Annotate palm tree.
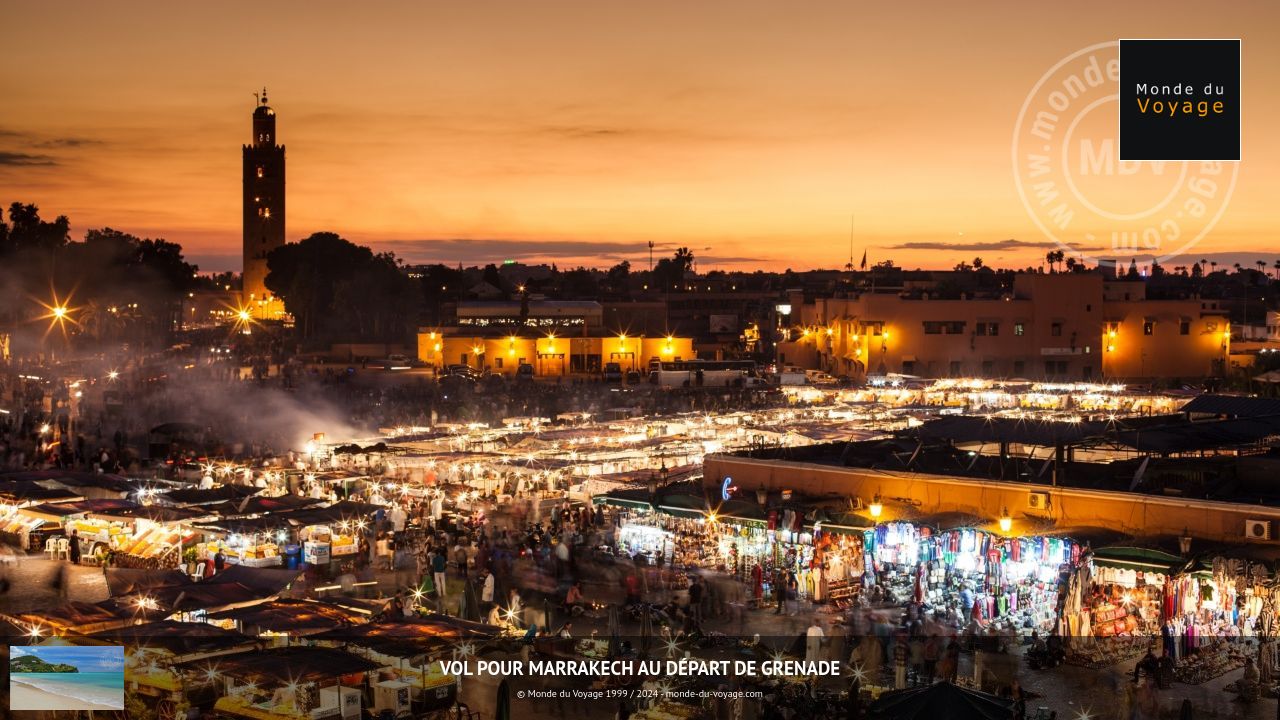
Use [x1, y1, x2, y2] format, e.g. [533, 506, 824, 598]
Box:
[1256, 260, 1267, 274]
[1273, 260, 1280, 280]
[1210, 261, 1218, 273]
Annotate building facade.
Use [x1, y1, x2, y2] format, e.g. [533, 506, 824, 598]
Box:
[779, 273, 1229, 381]
[242, 88, 286, 319]
[418, 300, 694, 376]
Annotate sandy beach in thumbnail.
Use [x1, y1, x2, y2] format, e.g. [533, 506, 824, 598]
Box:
[10, 677, 125, 711]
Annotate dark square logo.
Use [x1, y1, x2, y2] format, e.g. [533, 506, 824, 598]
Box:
[1119, 39, 1240, 161]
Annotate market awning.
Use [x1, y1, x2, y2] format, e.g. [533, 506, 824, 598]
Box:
[656, 494, 767, 524]
[593, 493, 653, 511]
[207, 495, 323, 516]
[1089, 546, 1183, 573]
[0, 470, 135, 493]
[157, 485, 258, 506]
[21, 498, 140, 521]
[90, 620, 255, 654]
[89, 505, 212, 523]
[1110, 415, 1280, 453]
[910, 415, 1107, 447]
[105, 568, 192, 598]
[868, 681, 1013, 720]
[0, 481, 82, 504]
[312, 615, 503, 659]
[1180, 394, 1280, 418]
[2, 601, 135, 634]
[174, 646, 381, 685]
[205, 598, 367, 633]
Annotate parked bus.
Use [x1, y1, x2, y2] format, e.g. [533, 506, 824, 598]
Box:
[648, 359, 763, 388]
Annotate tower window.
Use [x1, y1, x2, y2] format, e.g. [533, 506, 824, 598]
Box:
[256, 167, 264, 178]
[263, 207, 271, 219]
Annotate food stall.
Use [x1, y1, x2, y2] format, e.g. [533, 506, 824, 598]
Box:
[16, 499, 144, 561]
[92, 620, 256, 720]
[299, 522, 361, 566]
[87, 505, 210, 569]
[0, 482, 83, 550]
[312, 614, 504, 714]
[184, 646, 380, 720]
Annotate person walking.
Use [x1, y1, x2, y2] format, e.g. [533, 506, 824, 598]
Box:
[687, 575, 704, 624]
[432, 548, 449, 600]
[806, 620, 826, 663]
[67, 530, 81, 565]
[893, 633, 908, 689]
[481, 569, 496, 614]
[774, 567, 786, 615]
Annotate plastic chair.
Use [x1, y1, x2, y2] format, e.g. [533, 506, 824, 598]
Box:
[44, 537, 58, 559]
[192, 563, 206, 580]
[55, 537, 69, 560]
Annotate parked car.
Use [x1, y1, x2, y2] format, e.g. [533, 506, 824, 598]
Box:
[516, 363, 535, 382]
[603, 362, 623, 383]
[444, 364, 481, 380]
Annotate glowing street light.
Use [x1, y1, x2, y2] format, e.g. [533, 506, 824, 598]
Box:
[868, 494, 883, 519]
[998, 508, 1013, 534]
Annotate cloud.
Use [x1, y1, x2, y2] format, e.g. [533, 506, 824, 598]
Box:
[0, 151, 56, 166]
[369, 238, 763, 267]
[541, 125, 631, 140]
[11, 647, 28, 657]
[885, 238, 1080, 252]
[34, 137, 103, 149]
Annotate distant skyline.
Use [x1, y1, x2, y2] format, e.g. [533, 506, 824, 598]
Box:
[2, 1, 1277, 273]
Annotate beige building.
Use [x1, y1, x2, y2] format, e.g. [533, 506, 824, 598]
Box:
[417, 331, 694, 377]
[778, 273, 1229, 381]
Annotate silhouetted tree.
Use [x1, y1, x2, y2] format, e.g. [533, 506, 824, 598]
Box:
[266, 232, 419, 342]
[653, 248, 695, 290]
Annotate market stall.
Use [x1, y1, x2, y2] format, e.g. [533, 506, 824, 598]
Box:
[93, 620, 256, 720]
[181, 646, 380, 720]
[1058, 546, 1268, 682]
[863, 522, 1075, 637]
[312, 614, 505, 714]
[88, 505, 210, 569]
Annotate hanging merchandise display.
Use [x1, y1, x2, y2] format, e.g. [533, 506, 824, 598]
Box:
[862, 522, 1074, 638]
[1060, 550, 1275, 683]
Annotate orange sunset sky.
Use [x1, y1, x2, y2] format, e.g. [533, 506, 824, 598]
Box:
[1, 1, 1276, 273]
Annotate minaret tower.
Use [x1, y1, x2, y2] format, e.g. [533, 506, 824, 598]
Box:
[242, 87, 286, 317]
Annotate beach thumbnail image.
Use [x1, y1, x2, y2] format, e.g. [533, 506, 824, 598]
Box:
[9, 645, 125, 711]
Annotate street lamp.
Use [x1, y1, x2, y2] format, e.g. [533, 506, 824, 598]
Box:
[1179, 528, 1193, 556]
[868, 493, 883, 519]
[999, 508, 1013, 534]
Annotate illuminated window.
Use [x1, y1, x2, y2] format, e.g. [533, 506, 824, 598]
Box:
[257, 167, 264, 178]
[263, 207, 270, 219]
[1014, 323, 1025, 336]
[1143, 321, 1154, 336]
